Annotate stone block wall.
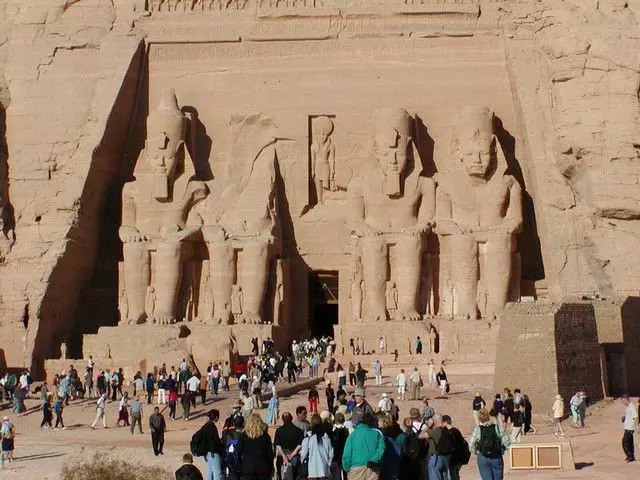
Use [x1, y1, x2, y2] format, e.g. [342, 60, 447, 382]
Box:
[495, 302, 602, 413]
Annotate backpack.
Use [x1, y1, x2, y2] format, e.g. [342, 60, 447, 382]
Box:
[450, 428, 471, 465]
[477, 425, 502, 458]
[403, 429, 424, 460]
[225, 436, 241, 472]
[190, 426, 208, 457]
[435, 427, 455, 456]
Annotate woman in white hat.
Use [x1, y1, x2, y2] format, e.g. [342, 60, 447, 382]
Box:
[552, 394, 565, 438]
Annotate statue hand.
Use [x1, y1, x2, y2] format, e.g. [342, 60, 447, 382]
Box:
[119, 226, 146, 243]
[402, 223, 431, 236]
[435, 220, 468, 236]
[202, 225, 227, 242]
[163, 227, 199, 242]
[350, 223, 380, 237]
[495, 217, 522, 235]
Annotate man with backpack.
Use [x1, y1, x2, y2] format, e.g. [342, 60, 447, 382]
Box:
[419, 414, 453, 480]
[191, 409, 225, 480]
[469, 408, 511, 480]
[397, 417, 423, 479]
[222, 415, 245, 480]
[442, 415, 470, 480]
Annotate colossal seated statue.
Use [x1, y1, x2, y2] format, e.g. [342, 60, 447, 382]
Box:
[347, 108, 435, 322]
[436, 106, 523, 320]
[119, 88, 208, 325]
[201, 114, 279, 325]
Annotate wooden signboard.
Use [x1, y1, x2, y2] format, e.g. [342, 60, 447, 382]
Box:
[509, 444, 562, 470]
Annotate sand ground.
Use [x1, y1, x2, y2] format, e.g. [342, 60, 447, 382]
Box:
[0, 368, 638, 480]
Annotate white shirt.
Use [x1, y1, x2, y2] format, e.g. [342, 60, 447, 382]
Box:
[87, 359, 94, 369]
[396, 373, 406, 387]
[378, 398, 390, 412]
[624, 403, 637, 430]
[180, 361, 188, 371]
[187, 376, 200, 392]
[19, 374, 28, 389]
[97, 396, 106, 408]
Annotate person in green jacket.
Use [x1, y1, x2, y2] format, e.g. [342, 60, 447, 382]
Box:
[342, 412, 386, 479]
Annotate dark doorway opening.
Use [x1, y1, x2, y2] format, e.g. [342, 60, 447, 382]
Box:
[309, 271, 339, 338]
[602, 343, 626, 397]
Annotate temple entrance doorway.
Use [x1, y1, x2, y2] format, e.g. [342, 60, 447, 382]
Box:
[309, 271, 339, 338]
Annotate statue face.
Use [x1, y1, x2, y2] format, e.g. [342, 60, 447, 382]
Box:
[374, 136, 409, 177]
[457, 133, 493, 178]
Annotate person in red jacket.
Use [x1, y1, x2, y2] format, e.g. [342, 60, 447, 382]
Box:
[308, 385, 320, 413]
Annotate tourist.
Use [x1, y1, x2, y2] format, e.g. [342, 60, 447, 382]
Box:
[418, 414, 451, 480]
[410, 368, 422, 401]
[110, 370, 120, 401]
[441, 415, 469, 480]
[354, 363, 366, 389]
[175, 453, 204, 480]
[222, 361, 231, 391]
[377, 415, 401, 480]
[238, 413, 274, 480]
[436, 367, 448, 396]
[397, 417, 422, 479]
[117, 391, 130, 427]
[198, 409, 225, 480]
[522, 394, 536, 434]
[373, 360, 383, 386]
[182, 391, 192, 421]
[330, 412, 349, 480]
[472, 392, 485, 426]
[490, 394, 503, 426]
[427, 359, 436, 386]
[469, 408, 511, 480]
[199, 375, 208, 406]
[421, 399, 435, 424]
[502, 390, 514, 428]
[351, 388, 375, 427]
[342, 411, 385, 479]
[187, 373, 200, 408]
[267, 388, 280, 427]
[348, 363, 356, 387]
[415, 336, 423, 355]
[301, 413, 334, 479]
[146, 373, 155, 405]
[293, 405, 310, 434]
[169, 388, 178, 420]
[53, 395, 65, 429]
[130, 395, 144, 434]
[378, 393, 391, 414]
[149, 406, 166, 456]
[90, 393, 108, 429]
[222, 415, 245, 480]
[510, 403, 524, 443]
[577, 391, 588, 428]
[309, 385, 320, 413]
[1, 416, 15, 464]
[157, 375, 167, 405]
[552, 394, 565, 438]
[274, 411, 304, 480]
[58, 373, 70, 407]
[40, 393, 53, 429]
[326, 382, 336, 413]
[396, 369, 406, 401]
[621, 394, 637, 462]
[133, 373, 144, 397]
[84, 367, 93, 399]
[389, 399, 399, 423]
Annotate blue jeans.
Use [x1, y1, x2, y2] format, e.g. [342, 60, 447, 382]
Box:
[428, 455, 449, 480]
[476, 454, 504, 480]
[205, 452, 223, 480]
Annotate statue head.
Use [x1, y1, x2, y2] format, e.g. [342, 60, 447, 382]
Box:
[145, 88, 187, 200]
[372, 108, 413, 197]
[313, 116, 334, 144]
[452, 106, 497, 179]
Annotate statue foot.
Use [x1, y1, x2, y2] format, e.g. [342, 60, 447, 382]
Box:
[155, 312, 176, 325]
[370, 310, 387, 322]
[215, 310, 232, 325]
[244, 312, 263, 325]
[454, 313, 471, 321]
[128, 311, 147, 325]
[395, 309, 422, 322]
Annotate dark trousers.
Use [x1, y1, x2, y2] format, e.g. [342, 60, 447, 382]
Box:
[169, 400, 176, 419]
[243, 475, 271, 480]
[151, 430, 164, 455]
[288, 371, 295, 383]
[55, 411, 64, 428]
[623, 429, 635, 460]
[349, 373, 356, 386]
[223, 377, 230, 391]
[41, 412, 53, 427]
[147, 389, 153, 404]
[200, 389, 207, 405]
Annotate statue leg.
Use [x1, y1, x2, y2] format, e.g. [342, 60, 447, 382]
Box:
[154, 241, 183, 325]
[485, 235, 514, 320]
[315, 179, 324, 205]
[123, 242, 149, 324]
[449, 234, 478, 320]
[241, 240, 269, 325]
[361, 236, 388, 321]
[394, 234, 422, 321]
[209, 242, 234, 324]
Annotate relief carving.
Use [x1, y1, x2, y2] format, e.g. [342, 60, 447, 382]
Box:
[310, 115, 336, 206]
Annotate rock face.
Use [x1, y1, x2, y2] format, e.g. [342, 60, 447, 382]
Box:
[0, 0, 638, 377]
